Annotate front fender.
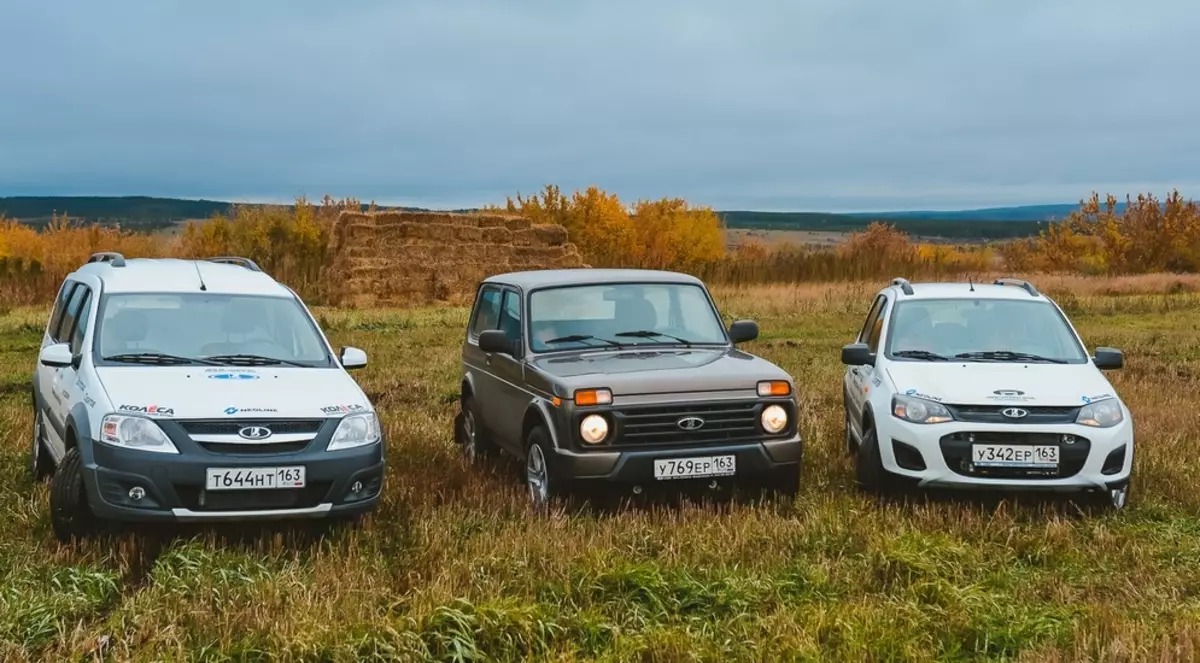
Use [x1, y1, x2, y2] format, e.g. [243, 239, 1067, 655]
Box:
[524, 398, 566, 450]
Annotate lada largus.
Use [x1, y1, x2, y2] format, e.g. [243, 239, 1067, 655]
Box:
[31, 253, 384, 541]
[454, 268, 803, 506]
[841, 277, 1132, 510]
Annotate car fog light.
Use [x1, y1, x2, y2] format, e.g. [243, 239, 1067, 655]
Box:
[580, 414, 609, 444]
[128, 486, 146, 501]
[352, 481, 364, 493]
[761, 404, 788, 434]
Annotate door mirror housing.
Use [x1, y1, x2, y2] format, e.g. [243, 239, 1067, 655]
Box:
[340, 346, 368, 370]
[1093, 347, 1123, 370]
[841, 343, 875, 366]
[478, 329, 512, 354]
[728, 320, 759, 344]
[39, 343, 74, 368]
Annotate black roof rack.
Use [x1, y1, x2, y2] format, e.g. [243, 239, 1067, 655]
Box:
[890, 277, 914, 295]
[993, 278, 1039, 297]
[87, 252, 126, 267]
[205, 256, 262, 272]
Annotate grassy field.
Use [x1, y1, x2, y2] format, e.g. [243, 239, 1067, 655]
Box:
[3, 276, 1200, 661]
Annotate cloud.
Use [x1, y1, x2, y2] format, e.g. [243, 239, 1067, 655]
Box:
[1, 0, 1197, 210]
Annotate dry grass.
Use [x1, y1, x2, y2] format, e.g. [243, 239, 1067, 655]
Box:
[2, 278, 1200, 661]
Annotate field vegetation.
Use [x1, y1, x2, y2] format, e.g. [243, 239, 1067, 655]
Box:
[2, 275, 1200, 660]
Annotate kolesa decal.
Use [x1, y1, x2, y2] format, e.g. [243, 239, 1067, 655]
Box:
[1082, 393, 1114, 404]
[987, 389, 1036, 403]
[206, 369, 261, 381]
[118, 404, 175, 416]
[321, 404, 366, 414]
[224, 406, 280, 415]
[904, 388, 943, 402]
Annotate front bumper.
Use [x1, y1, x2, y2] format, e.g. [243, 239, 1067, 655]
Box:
[548, 434, 803, 484]
[78, 419, 384, 522]
[876, 416, 1133, 493]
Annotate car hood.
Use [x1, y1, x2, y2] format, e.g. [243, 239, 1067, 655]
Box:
[530, 347, 790, 396]
[884, 361, 1117, 407]
[94, 366, 372, 419]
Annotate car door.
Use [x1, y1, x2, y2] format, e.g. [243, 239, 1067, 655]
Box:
[463, 284, 506, 440]
[36, 281, 79, 454]
[43, 281, 93, 448]
[489, 287, 528, 450]
[847, 293, 888, 431]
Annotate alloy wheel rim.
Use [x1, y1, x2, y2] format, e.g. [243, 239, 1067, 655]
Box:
[527, 444, 548, 504]
[1111, 487, 1128, 510]
[462, 409, 477, 462]
[32, 413, 41, 471]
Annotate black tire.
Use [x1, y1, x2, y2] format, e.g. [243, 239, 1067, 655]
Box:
[459, 394, 499, 463]
[30, 409, 55, 482]
[843, 405, 856, 457]
[854, 420, 891, 494]
[525, 427, 566, 509]
[50, 447, 98, 542]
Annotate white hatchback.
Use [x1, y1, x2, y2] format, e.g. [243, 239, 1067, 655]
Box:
[841, 278, 1132, 510]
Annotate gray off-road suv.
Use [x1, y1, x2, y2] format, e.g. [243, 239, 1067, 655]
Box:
[454, 268, 803, 505]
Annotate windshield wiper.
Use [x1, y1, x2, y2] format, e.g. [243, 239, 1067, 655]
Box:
[203, 353, 311, 367]
[543, 334, 623, 348]
[103, 352, 223, 366]
[892, 349, 952, 361]
[954, 350, 1067, 364]
[614, 330, 693, 346]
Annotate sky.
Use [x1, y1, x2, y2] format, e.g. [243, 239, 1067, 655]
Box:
[1, 0, 1198, 212]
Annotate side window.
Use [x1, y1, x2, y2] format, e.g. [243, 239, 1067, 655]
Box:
[498, 290, 522, 344]
[70, 289, 94, 355]
[57, 284, 89, 345]
[857, 295, 884, 343]
[865, 299, 890, 353]
[470, 286, 503, 337]
[48, 281, 78, 342]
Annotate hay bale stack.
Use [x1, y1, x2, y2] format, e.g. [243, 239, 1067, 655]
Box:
[326, 209, 587, 307]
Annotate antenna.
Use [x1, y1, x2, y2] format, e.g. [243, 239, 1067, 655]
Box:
[193, 261, 208, 291]
[969, 276, 975, 292]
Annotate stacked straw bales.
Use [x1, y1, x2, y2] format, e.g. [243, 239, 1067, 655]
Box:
[326, 210, 587, 306]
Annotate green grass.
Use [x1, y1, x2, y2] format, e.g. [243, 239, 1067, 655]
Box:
[3, 281, 1200, 661]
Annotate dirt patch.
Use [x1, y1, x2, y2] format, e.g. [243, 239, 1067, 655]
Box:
[326, 211, 586, 307]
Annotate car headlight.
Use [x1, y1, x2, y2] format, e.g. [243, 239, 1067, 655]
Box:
[892, 394, 952, 424]
[761, 404, 788, 434]
[1077, 399, 1124, 428]
[327, 412, 382, 451]
[100, 415, 179, 454]
[580, 414, 609, 444]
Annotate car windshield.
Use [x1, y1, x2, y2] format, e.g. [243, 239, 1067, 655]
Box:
[94, 293, 332, 366]
[528, 282, 728, 352]
[886, 298, 1088, 363]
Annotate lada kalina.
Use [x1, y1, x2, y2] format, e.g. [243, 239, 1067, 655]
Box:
[31, 253, 384, 541]
[455, 268, 803, 506]
[841, 277, 1131, 509]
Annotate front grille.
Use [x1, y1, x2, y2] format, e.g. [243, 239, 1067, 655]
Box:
[604, 400, 789, 447]
[175, 482, 332, 511]
[178, 419, 324, 436]
[940, 431, 1090, 479]
[197, 441, 312, 455]
[946, 405, 1081, 425]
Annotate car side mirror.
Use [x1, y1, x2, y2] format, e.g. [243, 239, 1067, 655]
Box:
[841, 343, 875, 366]
[340, 346, 368, 370]
[728, 320, 759, 344]
[1093, 347, 1123, 370]
[39, 343, 74, 368]
[478, 329, 512, 354]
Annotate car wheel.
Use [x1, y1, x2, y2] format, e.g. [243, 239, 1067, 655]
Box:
[854, 421, 890, 493]
[459, 395, 498, 463]
[843, 406, 856, 456]
[50, 447, 98, 542]
[525, 427, 564, 509]
[31, 409, 55, 482]
[1101, 480, 1131, 512]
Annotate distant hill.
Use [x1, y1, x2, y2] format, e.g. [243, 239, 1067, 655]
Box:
[1, 195, 1082, 239]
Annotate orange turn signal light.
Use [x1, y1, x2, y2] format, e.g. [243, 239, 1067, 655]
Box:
[757, 380, 792, 397]
[574, 388, 613, 406]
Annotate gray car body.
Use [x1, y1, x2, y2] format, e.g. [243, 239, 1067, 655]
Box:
[459, 269, 802, 482]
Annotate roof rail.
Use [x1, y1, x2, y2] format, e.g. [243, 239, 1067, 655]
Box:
[206, 256, 262, 272]
[993, 277, 1039, 297]
[890, 277, 914, 296]
[87, 252, 126, 267]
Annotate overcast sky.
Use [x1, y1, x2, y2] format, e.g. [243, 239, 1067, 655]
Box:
[1, 0, 1197, 212]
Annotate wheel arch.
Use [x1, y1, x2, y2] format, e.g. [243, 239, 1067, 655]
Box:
[521, 400, 561, 451]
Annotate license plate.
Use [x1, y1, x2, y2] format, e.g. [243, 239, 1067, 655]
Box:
[205, 466, 306, 490]
[653, 455, 736, 480]
[972, 444, 1059, 468]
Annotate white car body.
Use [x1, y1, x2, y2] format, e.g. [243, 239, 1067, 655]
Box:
[31, 254, 384, 539]
[841, 278, 1132, 508]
